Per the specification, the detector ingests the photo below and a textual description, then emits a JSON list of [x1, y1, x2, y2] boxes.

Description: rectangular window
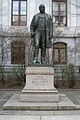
[[11, 41, 25, 64], [52, 0, 67, 26], [53, 42, 67, 64], [12, 0, 27, 26]]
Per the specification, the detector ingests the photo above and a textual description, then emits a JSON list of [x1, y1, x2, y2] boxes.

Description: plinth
[[3, 65, 77, 110], [20, 66, 59, 102]]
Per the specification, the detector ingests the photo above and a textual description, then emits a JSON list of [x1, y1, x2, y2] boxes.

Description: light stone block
[[3, 94, 77, 110], [20, 90, 59, 102], [20, 66, 59, 102], [25, 75, 54, 89], [23, 67, 55, 90]]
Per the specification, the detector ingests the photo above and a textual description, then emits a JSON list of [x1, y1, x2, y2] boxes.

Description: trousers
[[34, 30, 46, 63]]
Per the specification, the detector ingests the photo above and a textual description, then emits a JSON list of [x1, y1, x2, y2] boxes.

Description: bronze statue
[[30, 4, 53, 64]]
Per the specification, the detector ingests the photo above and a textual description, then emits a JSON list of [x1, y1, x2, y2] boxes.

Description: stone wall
[[0, 35, 80, 66], [0, 0, 80, 65], [0, 0, 80, 28], [0, 0, 11, 26]]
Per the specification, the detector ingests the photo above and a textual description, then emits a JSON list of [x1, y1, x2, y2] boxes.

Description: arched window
[[52, 0, 67, 26], [11, 41, 25, 64], [12, 0, 27, 26], [53, 42, 67, 64]]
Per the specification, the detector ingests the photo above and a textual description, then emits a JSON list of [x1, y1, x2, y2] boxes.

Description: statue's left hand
[[49, 35, 53, 39], [31, 32, 36, 38]]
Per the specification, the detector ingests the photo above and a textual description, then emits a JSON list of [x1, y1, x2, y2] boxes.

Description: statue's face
[[39, 5, 45, 13]]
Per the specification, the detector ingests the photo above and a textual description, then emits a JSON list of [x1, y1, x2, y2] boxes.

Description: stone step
[[3, 94, 77, 110]]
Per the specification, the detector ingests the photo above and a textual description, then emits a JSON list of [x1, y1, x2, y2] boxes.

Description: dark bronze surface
[[30, 4, 53, 64]]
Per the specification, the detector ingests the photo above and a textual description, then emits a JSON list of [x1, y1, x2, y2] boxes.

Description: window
[[52, 0, 67, 26], [53, 42, 67, 64], [12, 0, 27, 26], [11, 41, 25, 64]]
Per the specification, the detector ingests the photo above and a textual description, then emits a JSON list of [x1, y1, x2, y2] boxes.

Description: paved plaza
[[0, 115, 80, 120], [0, 89, 80, 120]]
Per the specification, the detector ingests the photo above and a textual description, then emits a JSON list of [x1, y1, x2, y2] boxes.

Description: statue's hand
[[31, 32, 35, 38], [49, 35, 53, 39]]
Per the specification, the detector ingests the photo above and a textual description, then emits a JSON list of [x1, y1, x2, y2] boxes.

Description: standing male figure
[[30, 4, 53, 64]]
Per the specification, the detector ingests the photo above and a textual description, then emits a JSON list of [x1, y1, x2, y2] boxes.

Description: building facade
[[0, 0, 80, 88]]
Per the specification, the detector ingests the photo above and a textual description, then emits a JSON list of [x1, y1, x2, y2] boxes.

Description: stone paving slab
[[0, 115, 40, 120], [19, 110, 80, 116], [0, 115, 80, 120], [0, 89, 80, 116], [3, 94, 76, 110], [41, 115, 80, 120], [1, 110, 80, 116]]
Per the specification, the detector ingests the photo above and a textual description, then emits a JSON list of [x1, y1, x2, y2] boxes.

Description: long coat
[[30, 13, 53, 48]]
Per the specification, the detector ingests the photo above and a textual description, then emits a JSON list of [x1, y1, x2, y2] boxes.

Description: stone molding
[[25, 67, 54, 75]]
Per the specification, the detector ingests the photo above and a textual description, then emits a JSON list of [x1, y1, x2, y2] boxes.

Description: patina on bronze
[[30, 4, 53, 64]]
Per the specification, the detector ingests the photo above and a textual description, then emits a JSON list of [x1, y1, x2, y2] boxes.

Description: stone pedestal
[[20, 66, 59, 102], [3, 66, 77, 110]]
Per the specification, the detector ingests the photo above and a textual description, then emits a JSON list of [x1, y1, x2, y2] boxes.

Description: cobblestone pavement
[[0, 89, 80, 120]]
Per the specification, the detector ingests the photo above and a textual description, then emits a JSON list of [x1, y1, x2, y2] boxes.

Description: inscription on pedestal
[[26, 75, 54, 89], [21, 67, 59, 102], [32, 76, 48, 86]]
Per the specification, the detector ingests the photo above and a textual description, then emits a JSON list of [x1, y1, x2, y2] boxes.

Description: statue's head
[[39, 4, 45, 13]]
